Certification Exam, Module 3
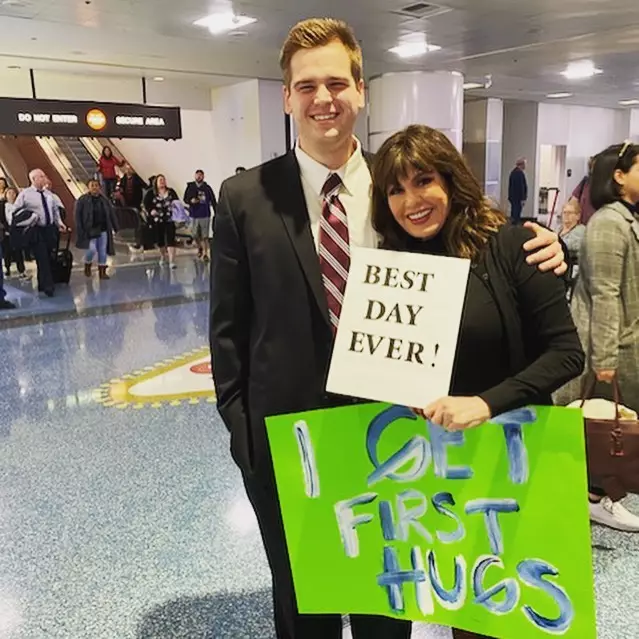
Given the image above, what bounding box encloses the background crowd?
[0,149,223,305]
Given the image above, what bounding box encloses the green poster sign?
[266,403,596,639]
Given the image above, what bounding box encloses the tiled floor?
[0,254,637,638]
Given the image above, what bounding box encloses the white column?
[368,71,464,152]
[630,108,639,142]
[257,80,287,163]
[463,98,505,200]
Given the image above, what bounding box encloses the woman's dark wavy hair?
[590,142,639,210]
[152,174,167,194]
[371,125,505,260]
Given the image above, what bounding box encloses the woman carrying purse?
[556,141,639,531]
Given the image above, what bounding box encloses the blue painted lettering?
[334,493,377,558]
[465,499,520,555]
[432,492,466,544]
[379,500,395,541]
[294,420,320,498]
[426,550,467,610]
[367,405,431,487]
[489,408,536,485]
[472,555,520,615]
[395,490,433,543]
[377,546,428,613]
[427,422,473,480]
[518,559,574,633]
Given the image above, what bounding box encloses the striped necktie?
[319,173,350,333]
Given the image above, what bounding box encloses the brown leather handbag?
[582,375,639,500]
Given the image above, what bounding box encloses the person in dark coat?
[75,179,119,280]
[372,126,584,638]
[118,163,149,253]
[508,157,528,222]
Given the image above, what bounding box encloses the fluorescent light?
[152,76,164,82]
[463,82,484,90]
[194,12,257,35]
[560,60,603,80]
[546,92,574,99]
[619,99,639,106]
[389,41,441,58]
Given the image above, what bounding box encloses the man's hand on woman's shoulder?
[521,221,567,276]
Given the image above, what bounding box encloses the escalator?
[53,137,97,183]
[2,136,77,217]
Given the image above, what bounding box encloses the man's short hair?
[87,178,100,187]
[195,169,204,174]
[279,18,363,88]
[28,168,44,182]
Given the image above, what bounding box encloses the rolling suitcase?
[52,231,73,285]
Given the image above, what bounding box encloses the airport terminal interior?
[1,0,639,638]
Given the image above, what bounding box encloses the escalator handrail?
[36,137,87,197]
[54,137,93,183]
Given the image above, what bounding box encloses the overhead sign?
[0,97,182,139]
[266,403,596,639]
[326,247,470,408]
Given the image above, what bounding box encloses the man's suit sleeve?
[208,185,218,213]
[209,182,252,435]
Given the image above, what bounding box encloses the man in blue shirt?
[508,157,528,222]
[184,170,217,263]
[14,168,67,297]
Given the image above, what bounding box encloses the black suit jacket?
[210,150,373,477]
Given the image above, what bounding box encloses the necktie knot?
[321,173,342,200]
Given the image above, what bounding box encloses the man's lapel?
[263,151,331,330]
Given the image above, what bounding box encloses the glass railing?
[80,137,105,162]
[35,137,87,198]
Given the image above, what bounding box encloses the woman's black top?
[404,224,584,416]
[619,199,638,216]
[143,188,179,224]
[89,196,108,238]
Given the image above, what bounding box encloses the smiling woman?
[371,127,584,427]
[370,131,584,638]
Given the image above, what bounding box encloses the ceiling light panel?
[389,42,441,58]
[546,92,574,98]
[194,12,257,35]
[560,60,603,80]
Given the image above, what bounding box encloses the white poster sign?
[326,247,470,408]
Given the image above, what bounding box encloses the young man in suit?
[210,18,566,639]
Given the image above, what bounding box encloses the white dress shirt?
[295,138,378,251]
[14,186,63,227]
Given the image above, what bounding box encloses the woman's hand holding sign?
[417,396,492,431]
